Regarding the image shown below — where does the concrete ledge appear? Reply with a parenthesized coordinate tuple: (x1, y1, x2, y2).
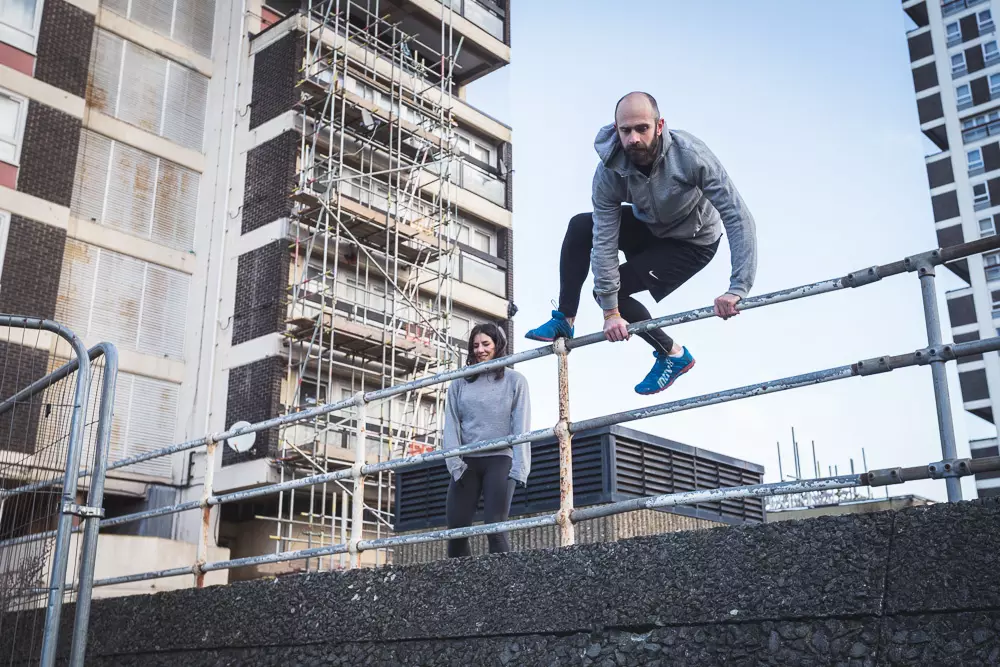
(8, 499, 1000, 665)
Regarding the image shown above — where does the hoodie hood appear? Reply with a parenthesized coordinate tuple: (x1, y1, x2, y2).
(594, 122, 673, 175)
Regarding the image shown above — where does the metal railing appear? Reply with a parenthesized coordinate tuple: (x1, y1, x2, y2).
(0, 318, 117, 667)
(6, 239, 1000, 592)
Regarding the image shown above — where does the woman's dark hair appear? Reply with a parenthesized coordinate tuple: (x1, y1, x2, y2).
(465, 323, 507, 382)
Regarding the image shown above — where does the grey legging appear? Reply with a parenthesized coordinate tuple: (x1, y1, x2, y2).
(445, 455, 516, 557)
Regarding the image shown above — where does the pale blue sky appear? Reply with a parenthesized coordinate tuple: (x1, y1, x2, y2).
(467, 1, 990, 500)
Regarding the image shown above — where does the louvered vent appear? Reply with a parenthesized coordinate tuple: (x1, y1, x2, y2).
(86, 29, 208, 151)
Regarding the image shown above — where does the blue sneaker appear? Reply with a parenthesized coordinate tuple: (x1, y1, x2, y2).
(635, 348, 695, 395)
(525, 310, 574, 342)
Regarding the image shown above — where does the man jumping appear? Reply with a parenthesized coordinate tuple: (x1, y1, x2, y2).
(526, 92, 758, 395)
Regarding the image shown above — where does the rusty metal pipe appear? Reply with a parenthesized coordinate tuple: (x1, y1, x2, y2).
(554, 338, 575, 547)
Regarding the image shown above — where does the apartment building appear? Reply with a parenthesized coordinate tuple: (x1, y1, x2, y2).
(904, 0, 1000, 499)
(0, 0, 512, 590)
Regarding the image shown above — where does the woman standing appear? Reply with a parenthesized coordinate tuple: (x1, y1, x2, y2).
(442, 323, 531, 558)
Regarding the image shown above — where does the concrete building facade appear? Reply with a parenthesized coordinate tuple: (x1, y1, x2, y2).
(0, 0, 513, 592)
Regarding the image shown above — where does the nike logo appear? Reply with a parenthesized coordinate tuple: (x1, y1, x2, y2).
(648, 270, 660, 281)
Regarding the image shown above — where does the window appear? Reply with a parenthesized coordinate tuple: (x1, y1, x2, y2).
(0, 0, 42, 53)
(962, 108, 1000, 142)
(986, 251, 1000, 281)
(472, 229, 493, 254)
(985, 40, 1000, 65)
(0, 90, 26, 165)
(958, 83, 973, 109)
(969, 147, 985, 173)
(947, 21, 962, 46)
(980, 9, 995, 34)
(975, 182, 991, 209)
(981, 217, 997, 237)
(991, 73, 1000, 99)
(461, 253, 506, 296)
(992, 292, 1000, 319)
(953, 53, 968, 77)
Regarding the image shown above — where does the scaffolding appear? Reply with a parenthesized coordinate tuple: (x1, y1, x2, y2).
(269, 0, 464, 571)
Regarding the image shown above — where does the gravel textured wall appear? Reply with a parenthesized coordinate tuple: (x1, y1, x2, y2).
(7, 498, 999, 666)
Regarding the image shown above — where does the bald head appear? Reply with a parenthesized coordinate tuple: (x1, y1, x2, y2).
(614, 92, 663, 166)
(614, 91, 660, 124)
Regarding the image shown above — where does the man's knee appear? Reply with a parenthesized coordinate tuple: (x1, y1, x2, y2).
(567, 212, 594, 238)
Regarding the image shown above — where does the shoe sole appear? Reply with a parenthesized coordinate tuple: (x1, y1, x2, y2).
(635, 359, 695, 396)
(525, 332, 571, 342)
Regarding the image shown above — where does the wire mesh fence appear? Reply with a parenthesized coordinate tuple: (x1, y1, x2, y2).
(0, 319, 116, 667)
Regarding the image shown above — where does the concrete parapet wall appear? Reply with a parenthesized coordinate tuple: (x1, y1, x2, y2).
(7, 499, 999, 665)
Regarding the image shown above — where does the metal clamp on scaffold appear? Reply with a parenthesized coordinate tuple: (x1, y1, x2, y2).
(854, 356, 893, 376)
(913, 345, 956, 365)
(867, 467, 903, 487)
(845, 265, 881, 288)
(61, 502, 105, 519)
(904, 249, 942, 275)
(927, 458, 972, 479)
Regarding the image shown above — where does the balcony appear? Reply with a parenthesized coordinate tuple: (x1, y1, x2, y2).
(942, 0, 989, 19)
(375, 0, 510, 86)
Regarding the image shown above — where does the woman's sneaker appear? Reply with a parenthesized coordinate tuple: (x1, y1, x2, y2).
(525, 310, 574, 342)
(634, 347, 695, 395)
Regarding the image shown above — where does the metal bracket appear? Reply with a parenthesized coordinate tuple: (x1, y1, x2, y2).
(855, 356, 892, 376)
(61, 502, 105, 519)
(903, 250, 941, 275)
(868, 467, 903, 487)
(914, 345, 955, 365)
(927, 459, 971, 479)
(845, 266, 881, 288)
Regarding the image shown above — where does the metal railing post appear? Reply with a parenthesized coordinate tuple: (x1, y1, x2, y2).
(913, 254, 962, 501)
(349, 391, 367, 568)
(195, 438, 218, 588)
(69, 343, 118, 667)
(554, 338, 575, 547)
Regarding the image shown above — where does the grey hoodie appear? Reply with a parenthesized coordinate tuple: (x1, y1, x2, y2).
(591, 123, 758, 310)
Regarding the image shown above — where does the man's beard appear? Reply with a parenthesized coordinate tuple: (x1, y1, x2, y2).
(624, 135, 660, 166)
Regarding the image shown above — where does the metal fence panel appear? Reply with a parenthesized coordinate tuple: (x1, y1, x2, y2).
(0, 319, 117, 667)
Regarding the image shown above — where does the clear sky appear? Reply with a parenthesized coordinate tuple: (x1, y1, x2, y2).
(466, 0, 992, 501)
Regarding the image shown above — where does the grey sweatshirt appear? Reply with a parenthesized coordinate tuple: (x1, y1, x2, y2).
(591, 123, 758, 310)
(442, 369, 531, 485)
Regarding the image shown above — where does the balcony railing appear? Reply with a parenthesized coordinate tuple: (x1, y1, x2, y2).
(942, 0, 989, 18)
(441, 0, 505, 42)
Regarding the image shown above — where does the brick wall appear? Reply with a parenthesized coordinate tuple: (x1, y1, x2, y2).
(35, 0, 95, 98)
(232, 240, 289, 346)
(249, 33, 301, 130)
(0, 342, 50, 454)
(223, 356, 285, 466)
(0, 216, 66, 318)
(17, 102, 81, 207)
(242, 131, 298, 234)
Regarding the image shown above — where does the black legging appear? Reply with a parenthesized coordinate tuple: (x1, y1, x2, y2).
(445, 455, 516, 557)
(558, 209, 717, 354)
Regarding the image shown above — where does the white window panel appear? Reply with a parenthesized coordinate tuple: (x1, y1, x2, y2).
(957, 83, 973, 109)
(980, 217, 996, 237)
(88, 29, 208, 151)
(986, 251, 1000, 281)
(952, 53, 967, 77)
(991, 73, 1000, 98)
(110, 371, 178, 479)
(119, 41, 167, 134)
(71, 129, 199, 251)
(57, 240, 189, 360)
(974, 182, 991, 209)
(0, 89, 26, 165)
(969, 147, 985, 172)
(105, 0, 215, 57)
(947, 21, 961, 45)
(0, 0, 43, 53)
(138, 263, 188, 358)
(980, 9, 995, 34)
